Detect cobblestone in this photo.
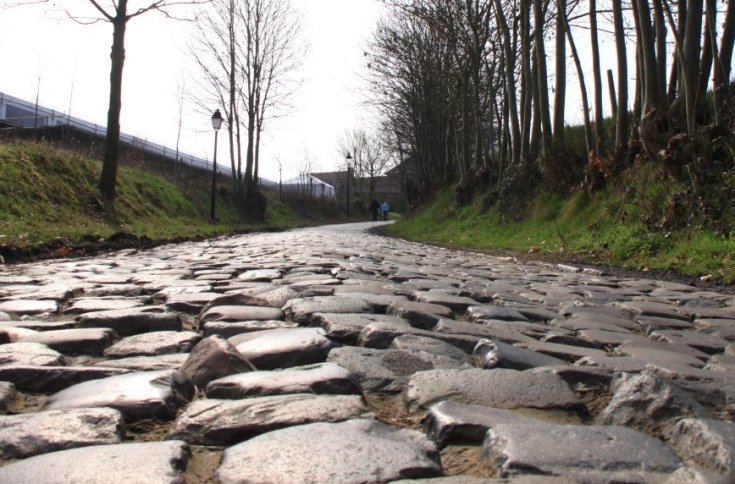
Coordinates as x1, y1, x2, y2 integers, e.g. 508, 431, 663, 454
0, 221, 733, 481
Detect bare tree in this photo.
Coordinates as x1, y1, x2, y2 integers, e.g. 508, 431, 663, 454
45, 0, 203, 201
190, 0, 303, 198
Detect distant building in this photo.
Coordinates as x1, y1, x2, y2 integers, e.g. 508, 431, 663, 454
281, 174, 336, 199
312, 159, 416, 212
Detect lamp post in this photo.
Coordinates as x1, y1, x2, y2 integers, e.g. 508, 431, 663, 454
345, 151, 352, 220
210, 109, 223, 222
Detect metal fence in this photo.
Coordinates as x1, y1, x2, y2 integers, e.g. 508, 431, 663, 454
0, 91, 277, 184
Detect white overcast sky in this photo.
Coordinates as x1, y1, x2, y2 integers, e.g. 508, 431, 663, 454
0, 0, 383, 181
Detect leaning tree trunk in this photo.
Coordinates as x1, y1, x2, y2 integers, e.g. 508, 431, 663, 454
98, 1, 128, 201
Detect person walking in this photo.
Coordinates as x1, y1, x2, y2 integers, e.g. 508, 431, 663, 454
381, 201, 390, 221
370, 199, 380, 222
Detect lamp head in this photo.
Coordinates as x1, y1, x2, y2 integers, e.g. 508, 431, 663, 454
211, 109, 223, 130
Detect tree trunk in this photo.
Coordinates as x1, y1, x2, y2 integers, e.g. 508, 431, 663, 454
696, 0, 716, 107
533, 0, 552, 154
714, 0, 735, 115
520, 1, 532, 162
553, 0, 566, 143
653, 0, 667, 96
612, 0, 629, 156
493, 0, 521, 166
682, 0, 703, 135
98, 1, 128, 201
634, 0, 668, 155
589, 0, 604, 156
560, 2, 592, 157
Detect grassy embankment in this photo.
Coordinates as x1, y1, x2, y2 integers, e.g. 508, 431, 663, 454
388, 168, 735, 285
0, 140, 341, 258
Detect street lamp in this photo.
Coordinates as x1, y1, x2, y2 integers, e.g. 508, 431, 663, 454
345, 151, 352, 220
210, 109, 223, 222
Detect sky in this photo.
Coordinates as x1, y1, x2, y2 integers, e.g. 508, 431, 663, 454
0, 0, 383, 181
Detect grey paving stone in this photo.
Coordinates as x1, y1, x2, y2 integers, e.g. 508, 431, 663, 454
530, 364, 614, 386
406, 368, 581, 414
328, 346, 472, 393
614, 341, 707, 367
199, 304, 284, 323
557, 309, 640, 331
20, 328, 117, 355
0, 407, 124, 458
94, 353, 189, 371
705, 354, 735, 372
0, 440, 189, 484
64, 297, 145, 315
0, 299, 57, 315
663, 467, 731, 484
229, 327, 337, 370
48, 369, 193, 421
613, 300, 693, 322
216, 419, 441, 483
424, 400, 536, 448
163, 291, 220, 313
285, 296, 373, 324
339, 292, 410, 312
434, 319, 535, 344
650, 328, 730, 354
390, 334, 473, 362
179, 335, 254, 388
237, 269, 282, 281
467, 305, 530, 322
636, 315, 695, 330
0, 319, 79, 331
77, 306, 182, 336
0, 381, 16, 413
314, 312, 412, 344
387, 300, 455, 329
474, 339, 566, 370
0, 342, 65, 366
358, 321, 479, 354
0, 365, 131, 392
206, 362, 359, 398
575, 328, 642, 347
669, 417, 735, 473
514, 340, 609, 362
103, 330, 201, 358
169, 393, 372, 445
597, 370, 710, 434
202, 319, 299, 338
483, 421, 682, 478
415, 292, 478, 311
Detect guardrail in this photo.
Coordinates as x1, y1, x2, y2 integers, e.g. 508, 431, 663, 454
0, 91, 282, 184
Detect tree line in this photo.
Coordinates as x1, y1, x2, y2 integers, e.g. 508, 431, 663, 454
33, 0, 302, 207
366, 0, 735, 208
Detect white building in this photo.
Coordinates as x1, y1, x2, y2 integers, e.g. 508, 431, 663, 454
281, 174, 336, 199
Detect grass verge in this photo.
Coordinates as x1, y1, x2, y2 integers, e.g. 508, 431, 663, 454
388, 186, 735, 285
0, 140, 342, 261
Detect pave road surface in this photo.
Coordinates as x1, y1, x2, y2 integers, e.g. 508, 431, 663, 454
0, 222, 734, 483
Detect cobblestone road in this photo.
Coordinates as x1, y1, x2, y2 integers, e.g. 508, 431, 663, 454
0, 222, 734, 483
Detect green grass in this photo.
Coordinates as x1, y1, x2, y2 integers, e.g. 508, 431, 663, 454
0, 140, 336, 251
389, 185, 735, 284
